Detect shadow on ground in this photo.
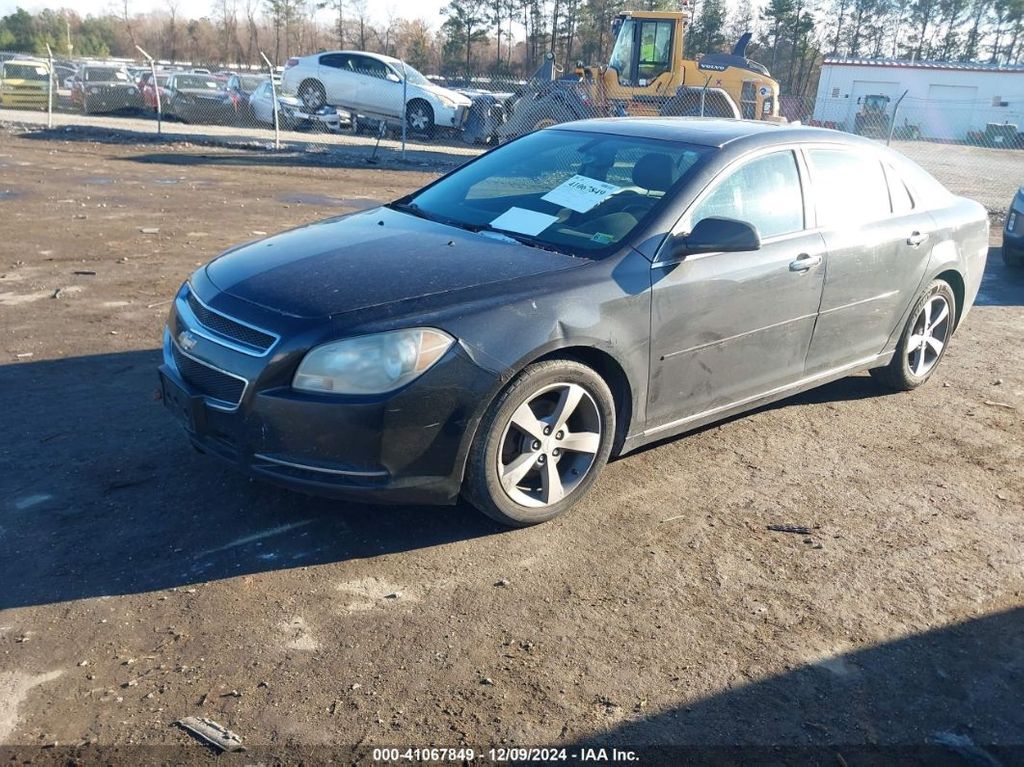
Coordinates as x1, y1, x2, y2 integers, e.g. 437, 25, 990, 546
569, 607, 1024, 763
976, 247, 1024, 307
0, 350, 502, 611
16, 127, 469, 171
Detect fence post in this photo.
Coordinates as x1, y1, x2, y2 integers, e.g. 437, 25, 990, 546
45, 44, 53, 129
887, 89, 909, 146
135, 45, 161, 137
400, 61, 407, 161
260, 51, 280, 151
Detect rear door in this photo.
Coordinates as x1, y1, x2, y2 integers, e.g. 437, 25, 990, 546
802, 147, 934, 374
318, 53, 359, 109
646, 149, 827, 429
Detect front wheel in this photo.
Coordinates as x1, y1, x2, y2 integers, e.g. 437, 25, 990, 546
406, 100, 434, 136
870, 279, 956, 391
463, 360, 615, 527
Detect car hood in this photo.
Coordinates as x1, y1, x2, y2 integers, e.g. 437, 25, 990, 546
203, 207, 583, 319
2, 78, 48, 89
415, 81, 472, 107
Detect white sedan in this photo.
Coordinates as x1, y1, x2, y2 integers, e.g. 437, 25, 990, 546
249, 80, 351, 133
281, 50, 471, 136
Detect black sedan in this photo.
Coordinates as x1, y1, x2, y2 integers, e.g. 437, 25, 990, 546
159, 119, 989, 526
164, 73, 240, 124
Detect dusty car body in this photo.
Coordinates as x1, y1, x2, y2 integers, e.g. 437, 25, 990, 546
71, 65, 142, 114
159, 119, 988, 526
0, 59, 51, 110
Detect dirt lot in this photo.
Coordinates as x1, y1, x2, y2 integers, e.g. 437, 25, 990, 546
0, 130, 1022, 763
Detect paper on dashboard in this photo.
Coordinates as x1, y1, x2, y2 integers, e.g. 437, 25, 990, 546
541, 175, 621, 213
489, 207, 559, 236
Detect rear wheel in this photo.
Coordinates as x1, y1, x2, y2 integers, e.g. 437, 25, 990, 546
870, 279, 956, 391
464, 360, 615, 527
298, 80, 326, 112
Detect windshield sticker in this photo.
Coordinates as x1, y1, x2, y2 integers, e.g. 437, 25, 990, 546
542, 175, 621, 213
489, 207, 559, 236
590, 232, 614, 245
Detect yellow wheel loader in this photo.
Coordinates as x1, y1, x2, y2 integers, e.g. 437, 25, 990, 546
498, 9, 782, 141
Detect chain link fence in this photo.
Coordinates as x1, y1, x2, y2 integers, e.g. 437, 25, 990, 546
1, 49, 1021, 212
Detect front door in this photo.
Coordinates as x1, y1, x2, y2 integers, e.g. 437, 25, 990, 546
647, 150, 826, 430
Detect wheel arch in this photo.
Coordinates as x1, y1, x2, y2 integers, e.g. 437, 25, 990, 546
455, 341, 637, 489
935, 268, 965, 329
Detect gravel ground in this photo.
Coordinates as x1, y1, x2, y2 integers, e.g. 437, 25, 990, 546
0, 129, 1022, 763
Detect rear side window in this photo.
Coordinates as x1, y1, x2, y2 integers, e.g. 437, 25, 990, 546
808, 148, 890, 227
686, 151, 805, 239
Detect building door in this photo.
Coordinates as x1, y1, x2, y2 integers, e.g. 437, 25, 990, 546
924, 84, 978, 141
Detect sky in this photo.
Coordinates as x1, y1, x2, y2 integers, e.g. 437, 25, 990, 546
0, 0, 452, 28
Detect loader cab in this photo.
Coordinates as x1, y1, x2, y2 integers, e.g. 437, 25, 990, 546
608, 15, 677, 88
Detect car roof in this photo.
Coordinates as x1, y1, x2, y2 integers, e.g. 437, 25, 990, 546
553, 117, 872, 149
311, 50, 403, 67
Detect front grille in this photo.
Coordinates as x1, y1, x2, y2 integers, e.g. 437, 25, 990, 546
171, 342, 245, 406
186, 290, 275, 352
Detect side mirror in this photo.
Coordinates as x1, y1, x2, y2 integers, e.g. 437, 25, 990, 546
386, 72, 401, 83
674, 217, 761, 257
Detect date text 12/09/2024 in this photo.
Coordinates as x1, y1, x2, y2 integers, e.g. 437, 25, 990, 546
371, 747, 639, 762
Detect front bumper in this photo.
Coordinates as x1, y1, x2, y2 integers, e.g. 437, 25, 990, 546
0, 89, 49, 109
83, 89, 143, 111
159, 282, 496, 505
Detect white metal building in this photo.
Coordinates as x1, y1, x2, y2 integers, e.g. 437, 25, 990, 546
812, 58, 1024, 141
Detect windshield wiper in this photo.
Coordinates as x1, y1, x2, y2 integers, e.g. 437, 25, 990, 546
467, 223, 570, 255
390, 203, 572, 256
388, 201, 465, 229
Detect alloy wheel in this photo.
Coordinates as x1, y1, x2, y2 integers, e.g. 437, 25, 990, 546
496, 382, 602, 508
907, 294, 951, 377
408, 106, 431, 131
300, 84, 325, 111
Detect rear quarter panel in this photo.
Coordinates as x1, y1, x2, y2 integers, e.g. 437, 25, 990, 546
927, 196, 990, 324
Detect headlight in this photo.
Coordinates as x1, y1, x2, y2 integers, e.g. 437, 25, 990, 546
88, 86, 100, 94
293, 328, 454, 395
436, 93, 458, 108
1013, 193, 1024, 214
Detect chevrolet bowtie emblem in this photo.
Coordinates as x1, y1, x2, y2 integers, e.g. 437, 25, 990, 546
178, 329, 199, 351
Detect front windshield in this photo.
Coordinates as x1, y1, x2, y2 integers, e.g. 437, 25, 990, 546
397, 63, 429, 86
403, 129, 708, 255
5, 63, 48, 80
608, 19, 636, 83
176, 75, 219, 90
240, 75, 266, 90
86, 68, 128, 82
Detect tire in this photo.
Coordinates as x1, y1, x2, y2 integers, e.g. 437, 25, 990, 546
298, 80, 326, 112
406, 99, 435, 136
463, 359, 615, 527
870, 279, 957, 391
1002, 245, 1023, 267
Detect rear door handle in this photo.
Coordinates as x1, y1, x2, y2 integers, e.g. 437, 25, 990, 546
907, 231, 930, 247
789, 253, 823, 272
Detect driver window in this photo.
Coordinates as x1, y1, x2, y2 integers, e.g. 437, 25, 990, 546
685, 151, 804, 240
638, 21, 673, 81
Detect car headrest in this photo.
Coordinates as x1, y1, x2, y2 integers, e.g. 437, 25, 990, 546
632, 153, 673, 192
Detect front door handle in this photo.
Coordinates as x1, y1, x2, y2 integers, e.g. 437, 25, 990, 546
907, 231, 930, 247
789, 253, 823, 272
